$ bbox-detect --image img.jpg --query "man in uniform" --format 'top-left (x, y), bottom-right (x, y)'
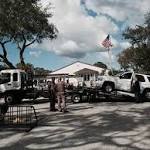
top-left (48, 78), bottom-right (57, 111)
top-left (55, 78), bottom-right (67, 113)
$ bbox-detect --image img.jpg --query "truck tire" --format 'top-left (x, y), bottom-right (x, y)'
top-left (103, 82), bottom-right (114, 93)
top-left (72, 94), bottom-right (81, 103)
top-left (143, 89), bottom-right (150, 101)
top-left (4, 95), bottom-right (14, 104)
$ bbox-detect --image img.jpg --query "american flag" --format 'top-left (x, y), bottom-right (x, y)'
top-left (102, 35), bottom-right (112, 48)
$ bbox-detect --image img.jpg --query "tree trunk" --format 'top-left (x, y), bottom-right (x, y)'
top-left (3, 57), bottom-right (16, 69)
top-left (20, 49), bottom-right (25, 66)
top-left (0, 42), bottom-right (16, 69)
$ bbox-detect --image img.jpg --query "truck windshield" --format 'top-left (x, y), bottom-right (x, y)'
top-left (0, 73), bottom-right (11, 84)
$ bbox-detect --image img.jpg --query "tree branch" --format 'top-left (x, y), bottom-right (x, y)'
top-left (17, 42), bottom-right (22, 51)
top-left (22, 31), bottom-right (27, 49)
top-left (0, 42), bottom-right (7, 58)
top-left (3, 39), bottom-right (12, 44)
top-left (0, 54), bottom-right (4, 59)
top-left (25, 39), bottom-right (36, 47)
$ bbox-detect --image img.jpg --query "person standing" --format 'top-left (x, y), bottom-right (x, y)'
top-left (48, 78), bottom-right (57, 111)
top-left (134, 76), bottom-right (141, 103)
top-left (55, 78), bottom-right (67, 113)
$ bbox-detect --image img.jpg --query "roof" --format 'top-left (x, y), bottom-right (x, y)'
top-left (75, 68), bottom-right (99, 75)
top-left (0, 69), bottom-right (26, 73)
top-left (50, 61), bottom-right (105, 76)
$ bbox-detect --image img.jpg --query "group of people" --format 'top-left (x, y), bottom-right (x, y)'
top-left (47, 78), bottom-right (68, 113)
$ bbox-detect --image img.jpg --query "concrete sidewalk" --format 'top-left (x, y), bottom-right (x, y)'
top-left (0, 102), bottom-right (150, 150)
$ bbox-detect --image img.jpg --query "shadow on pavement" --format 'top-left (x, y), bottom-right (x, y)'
top-left (1, 101), bottom-right (150, 150)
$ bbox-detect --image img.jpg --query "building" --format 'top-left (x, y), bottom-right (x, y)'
top-left (48, 61), bottom-right (108, 87)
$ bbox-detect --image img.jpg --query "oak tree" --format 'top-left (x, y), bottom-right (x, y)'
top-left (0, 0), bottom-right (58, 68)
top-left (118, 12), bottom-right (150, 73)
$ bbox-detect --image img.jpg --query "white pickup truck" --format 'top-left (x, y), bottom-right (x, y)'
top-left (96, 71), bottom-right (150, 99)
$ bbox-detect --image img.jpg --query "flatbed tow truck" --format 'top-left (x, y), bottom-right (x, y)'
top-left (67, 87), bottom-right (136, 103)
top-left (67, 71), bottom-right (150, 103)
top-left (0, 69), bottom-right (149, 104)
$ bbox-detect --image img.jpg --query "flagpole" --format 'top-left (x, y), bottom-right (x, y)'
top-left (107, 47), bottom-right (113, 75)
top-left (101, 34), bottom-right (113, 75)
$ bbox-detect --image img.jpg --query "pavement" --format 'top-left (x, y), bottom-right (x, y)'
top-left (0, 100), bottom-right (150, 150)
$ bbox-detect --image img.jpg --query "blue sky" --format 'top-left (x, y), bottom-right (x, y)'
top-left (1, 0), bottom-right (150, 71)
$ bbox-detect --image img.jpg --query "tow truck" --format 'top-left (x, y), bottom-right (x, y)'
top-left (70, 72), bottom-right (150, 103)
top-left (1, 69), bottom-right (150, 104)
top-left (0, 69), bottom-right (48, 104)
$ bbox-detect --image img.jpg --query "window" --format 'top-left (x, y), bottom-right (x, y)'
top-left (13, 73), bottom-right (18, 81)
top-left (147, 76), bottom-right (150, 82)
top-left (135, 75), bottom-right (145, 82)
top-left (83, 74), bottom-right (90, 81)
top-left (21, 73), bottom-right (26, 82)
top-left (120, 73), bottom-right (132, 79)
top-left (84, 75), bottom-right (86, 81)
top-left (0, 73), bottom-right (11, 83)
top-left (87, 74), bottom-right (90, 81)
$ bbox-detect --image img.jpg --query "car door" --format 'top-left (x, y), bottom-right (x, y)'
top-left (11, 73), bottom-right (20, 89)
top-left (116, 72), bottom-right (133, 92)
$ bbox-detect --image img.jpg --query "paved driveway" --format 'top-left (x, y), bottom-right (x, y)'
top-left (0, 101), bottom-right (150, 150)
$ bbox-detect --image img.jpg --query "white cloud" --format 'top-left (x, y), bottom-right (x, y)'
top-left (37, 0), bottom-right (119, 58)
top-left (120, 42), bottom-right (131, 49)
top-left (33, 0), bottom-right (150, 67)
top-left (85, 0), bottom-right (150, 26)
top-left (29, 51), bottom-right (42, 58)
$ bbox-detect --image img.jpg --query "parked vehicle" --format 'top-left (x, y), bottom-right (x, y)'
top-left (68, 71), bottom-right (150, 103)
top-left (96, 71), bottom-right (150, 100)
top-left (0, 69), bottom-right (48, 104)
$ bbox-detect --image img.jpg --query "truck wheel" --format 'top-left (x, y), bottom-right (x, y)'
top-left (72, 95), bottom-right (81, 103)
top-left (143, 89), bottom-right (150, 100)
top-left (103, 83), bottom-right (114, 93)
top-left (4, 95), bottom-right (14, 104)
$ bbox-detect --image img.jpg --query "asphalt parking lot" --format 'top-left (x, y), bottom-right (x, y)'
top-left (0, 100), bottom-right (150, 150)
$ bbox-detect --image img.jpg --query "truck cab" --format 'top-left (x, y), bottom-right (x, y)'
top-left (0, 69), bottom-right (27, 92)
top-left (0, 69), bottom-right (30, 103)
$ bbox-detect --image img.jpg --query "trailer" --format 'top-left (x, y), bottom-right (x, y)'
top-left (67, 86), bottom-right (143, 103)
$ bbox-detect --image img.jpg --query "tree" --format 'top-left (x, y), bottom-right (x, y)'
top-left (0, 64), bottom-right (6, 71)
top-left (0, 0), bottom-right (58, 68)
top-left (34, 67), bottom-right (51, 76)
top-left (16, 62), bottom-right (51, 76)
top-left (16, 63), bottom-right (34, 72)
top-left (118, 12), bottom-right (150, 73)
top-left (93, 62), bottom-right (107, 69)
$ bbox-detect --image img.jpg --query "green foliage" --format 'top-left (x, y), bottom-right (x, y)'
top-left (16, 63), bottom-right (34, 71)
top-left (34, 67), bottom-right (51, 76)
top-left (16, 62), bottom-right (51, 77)
top-left (0, 0), bottom-right (57, 43)
top-left (93, 62), bottom-right (107, 69)
top-left (0, 0), bottom-right (58, 68)
top-left (0, 64), bottom-right (6, 70)
top-left (118, 12), bottom-right (150, 73)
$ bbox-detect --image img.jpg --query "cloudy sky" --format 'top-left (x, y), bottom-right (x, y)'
top-left (8, 0), bottom-right (150, 70)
